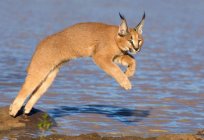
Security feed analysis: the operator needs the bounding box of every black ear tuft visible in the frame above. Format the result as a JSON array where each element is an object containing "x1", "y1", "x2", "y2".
[
  {"x1": 142, "y1": 12, "x2": 146, "y2": 20},
  {"x1": 119, "y1": 12, "x2": 125, "y2": 20}
]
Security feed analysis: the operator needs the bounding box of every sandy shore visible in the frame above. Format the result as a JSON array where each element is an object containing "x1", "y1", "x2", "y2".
[
  {"x1": 18, "y1": 133, "x2": 203, "y2": 140},
  {"x1": 0, "y1": 106, "x2": 55, "y2": 131}
]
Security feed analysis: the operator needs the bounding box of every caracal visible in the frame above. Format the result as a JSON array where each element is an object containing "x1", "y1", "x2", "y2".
[{"x1": 9, "y1": 13, "x2": 145, "y2": 117}]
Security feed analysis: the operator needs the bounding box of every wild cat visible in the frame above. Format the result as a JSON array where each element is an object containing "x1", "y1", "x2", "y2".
[{"x1": 9, "y1": 13, "x2": 145, "y2": 117}]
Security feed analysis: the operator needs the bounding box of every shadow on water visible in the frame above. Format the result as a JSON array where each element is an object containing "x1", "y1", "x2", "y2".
[{"x1": 48, "y1": 105, "x2": 150, "y2": 125}]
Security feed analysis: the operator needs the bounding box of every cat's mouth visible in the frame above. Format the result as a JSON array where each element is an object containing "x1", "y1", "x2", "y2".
[
  {"x1": 129, "y1": 41, "x2": 141, "y2": 54},
  {"x1": 129, "y1": 47, "x2": 140, "y2": 54}
]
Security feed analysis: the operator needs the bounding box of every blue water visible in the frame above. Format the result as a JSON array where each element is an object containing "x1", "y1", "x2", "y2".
[{"x1": 0, "y1": 0, "x2": 204, "y2": 137}]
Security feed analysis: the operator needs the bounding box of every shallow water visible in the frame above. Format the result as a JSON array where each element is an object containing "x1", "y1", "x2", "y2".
[{"x1": 0, "y1": 0, "x2": 204, "y2": 137}]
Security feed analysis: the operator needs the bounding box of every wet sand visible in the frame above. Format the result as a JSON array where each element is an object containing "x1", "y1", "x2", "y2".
[
  {"x1": 9, "y1": 133, "x2": 204, "y2": 140},
  {"x1": 0, "y1": 106, "x2": 55, "y2": 139}
]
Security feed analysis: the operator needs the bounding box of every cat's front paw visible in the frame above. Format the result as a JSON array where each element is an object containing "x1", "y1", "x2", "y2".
[{"x1": 120, "y1": 78, "x2": 132, "y2": 90}]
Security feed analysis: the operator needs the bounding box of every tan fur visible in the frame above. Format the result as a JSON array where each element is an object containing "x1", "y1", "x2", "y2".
[{"x1": 9, "y1": 13, "x2": 145, "y2": 117}]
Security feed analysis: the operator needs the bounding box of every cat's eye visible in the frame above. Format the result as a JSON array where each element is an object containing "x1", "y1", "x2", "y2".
[
  {"x1": 129, "y1": 39, "x2": 133, "y2": 44},
  {"x1": 129, "y1": 36, "x2": 133, "y2": 43}
]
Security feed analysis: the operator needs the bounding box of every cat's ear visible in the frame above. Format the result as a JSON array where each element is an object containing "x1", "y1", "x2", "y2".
[
  {"x1": 135, "y1": 12, "x2": 145, "y2": 34},
  {"x1": 118, "y1": 13, "x2": 129, "y2": 36}
]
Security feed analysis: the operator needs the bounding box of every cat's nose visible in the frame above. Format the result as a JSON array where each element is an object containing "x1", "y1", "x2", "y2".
[{"x1": 135, "y1": 47, "x2": 141, "y2": 52}]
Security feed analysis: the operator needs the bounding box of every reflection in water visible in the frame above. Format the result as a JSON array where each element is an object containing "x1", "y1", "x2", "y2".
[
  {"x1": 49, "y1": 105, "x2": 150, "y2": 124},
  {"x1": 0, "y1": 0, "x2": 204, "y2": 137}
]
